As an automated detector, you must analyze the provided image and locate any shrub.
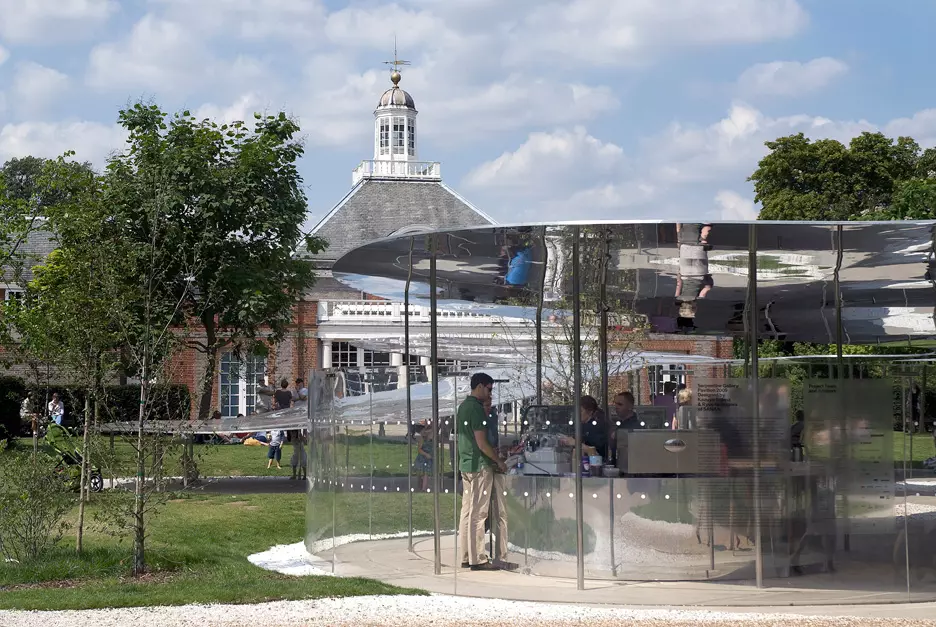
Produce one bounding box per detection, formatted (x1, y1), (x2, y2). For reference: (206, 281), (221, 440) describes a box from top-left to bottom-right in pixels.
(0, 452), (75, 563)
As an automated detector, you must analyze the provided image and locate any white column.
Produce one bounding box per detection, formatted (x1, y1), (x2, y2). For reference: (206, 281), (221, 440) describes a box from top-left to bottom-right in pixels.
(391, 353), (406, 389)
(322, 342), (332, 370)
(420, 355), (431, 383)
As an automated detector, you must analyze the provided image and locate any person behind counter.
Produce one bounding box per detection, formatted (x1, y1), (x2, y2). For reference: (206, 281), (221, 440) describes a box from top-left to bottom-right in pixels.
(559, 395), (609, 459)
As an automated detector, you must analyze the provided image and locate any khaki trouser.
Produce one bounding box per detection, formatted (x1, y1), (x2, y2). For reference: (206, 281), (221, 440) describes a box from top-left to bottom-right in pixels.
(459, 469), (509, 565)
(458, 466), (494, 566)
(489, 472), (509, 562)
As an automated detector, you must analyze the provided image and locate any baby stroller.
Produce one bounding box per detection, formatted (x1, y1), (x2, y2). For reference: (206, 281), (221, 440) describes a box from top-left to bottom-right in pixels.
(45, 423), (104, 493)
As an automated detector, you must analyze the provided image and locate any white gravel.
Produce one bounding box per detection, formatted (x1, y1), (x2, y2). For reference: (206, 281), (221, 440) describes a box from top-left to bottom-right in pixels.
(3, 595), (936, 627)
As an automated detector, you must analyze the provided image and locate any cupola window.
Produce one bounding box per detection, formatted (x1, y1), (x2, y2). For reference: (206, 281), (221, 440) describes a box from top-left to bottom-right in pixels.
(407, 121), (415, 157)
(378, 118), (390, 155)
(392, 117), (405, 155)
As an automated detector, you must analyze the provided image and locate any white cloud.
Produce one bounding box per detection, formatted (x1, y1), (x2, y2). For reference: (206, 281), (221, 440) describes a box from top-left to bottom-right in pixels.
(86, 14), (268, 97)
(195, 93), (272, 126)
(463, 127), (625, 194)
(0, 121), (126, 166)
(737, 57), (848, 97)
(884, 109), (936, 148)
(505, 0), (808, 68)
(715, 190), (758, 220)
(0, 45), (9, 67)
(148, 0), (326, 43)
(0, 0), (117, 44)
(11, 62), (70, 113)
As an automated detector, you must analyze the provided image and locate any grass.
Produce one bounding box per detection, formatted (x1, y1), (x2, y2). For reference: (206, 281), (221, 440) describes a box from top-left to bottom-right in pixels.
(83, 431), (437, 479)
(0, 492), (425, 611)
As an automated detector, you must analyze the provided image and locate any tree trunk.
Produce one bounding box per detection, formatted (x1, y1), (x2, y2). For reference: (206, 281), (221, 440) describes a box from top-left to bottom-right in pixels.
(132, 354), (148, 576)
(76, 392), (92, 552)
(196, 311), (219, 422)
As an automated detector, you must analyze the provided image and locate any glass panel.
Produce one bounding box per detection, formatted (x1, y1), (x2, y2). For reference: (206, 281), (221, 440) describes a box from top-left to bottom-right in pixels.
(392, 117), (405, 155)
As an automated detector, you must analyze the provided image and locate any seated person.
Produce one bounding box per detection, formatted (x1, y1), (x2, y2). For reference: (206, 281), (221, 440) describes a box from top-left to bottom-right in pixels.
(559, 395), (610, 459)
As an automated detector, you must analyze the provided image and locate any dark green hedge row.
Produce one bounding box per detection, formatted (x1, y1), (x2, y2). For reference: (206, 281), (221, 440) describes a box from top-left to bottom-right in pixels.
(0, 377), (191, 441)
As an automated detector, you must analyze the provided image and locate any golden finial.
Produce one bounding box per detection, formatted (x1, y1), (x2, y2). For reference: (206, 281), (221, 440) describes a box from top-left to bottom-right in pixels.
(383, 36), (409, 87)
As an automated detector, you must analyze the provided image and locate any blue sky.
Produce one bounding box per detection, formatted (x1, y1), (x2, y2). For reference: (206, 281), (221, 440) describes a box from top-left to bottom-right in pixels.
(1, 0), (935, 227)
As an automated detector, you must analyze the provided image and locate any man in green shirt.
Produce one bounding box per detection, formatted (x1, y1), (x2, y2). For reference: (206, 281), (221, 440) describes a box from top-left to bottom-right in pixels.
(456, 372), (505, 571)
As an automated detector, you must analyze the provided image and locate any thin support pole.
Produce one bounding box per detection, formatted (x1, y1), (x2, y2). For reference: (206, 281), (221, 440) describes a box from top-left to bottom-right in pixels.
(834, 225), (851, 553)
(405, 237), (414, 552)
(598, 228), (615, 577)
(748, 225), (764, 588)
(429, 237), (442, 576)
(902, 379), (911, 598)
(572, 227), (585, 591)
(537, 227), (547, 404)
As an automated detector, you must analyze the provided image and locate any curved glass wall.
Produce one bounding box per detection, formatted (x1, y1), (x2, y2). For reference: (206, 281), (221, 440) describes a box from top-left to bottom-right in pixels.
(306, 221), (936, 604)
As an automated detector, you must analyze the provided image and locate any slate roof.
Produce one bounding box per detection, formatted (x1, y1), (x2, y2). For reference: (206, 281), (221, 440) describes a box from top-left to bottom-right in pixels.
(309, 179), (495, 263)
(1, 228), (57, 284)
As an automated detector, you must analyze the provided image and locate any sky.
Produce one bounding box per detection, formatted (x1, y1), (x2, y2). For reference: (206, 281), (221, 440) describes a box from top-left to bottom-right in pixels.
(1, 0), (935, 227)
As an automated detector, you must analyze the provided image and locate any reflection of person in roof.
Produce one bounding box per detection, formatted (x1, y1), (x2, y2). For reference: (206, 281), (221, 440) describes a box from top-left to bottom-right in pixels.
(504, 246), (532, 286)
(675, 223), (713, 332)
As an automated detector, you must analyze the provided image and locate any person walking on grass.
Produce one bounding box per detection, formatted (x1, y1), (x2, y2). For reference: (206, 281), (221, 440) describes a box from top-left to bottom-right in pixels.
(265, 428), (286, 470)
(457, 372), (506, 571)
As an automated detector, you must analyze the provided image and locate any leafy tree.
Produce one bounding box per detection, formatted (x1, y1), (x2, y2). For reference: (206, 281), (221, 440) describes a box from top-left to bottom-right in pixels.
(104, 104), (325, 422)
(750, 132), (936, 220)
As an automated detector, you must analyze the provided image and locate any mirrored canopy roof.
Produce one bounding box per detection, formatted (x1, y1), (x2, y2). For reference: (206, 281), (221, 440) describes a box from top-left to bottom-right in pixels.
(333, 221), (936, 345)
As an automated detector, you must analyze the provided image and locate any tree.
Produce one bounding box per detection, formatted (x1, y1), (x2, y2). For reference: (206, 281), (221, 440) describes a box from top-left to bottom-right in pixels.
(103, 104), (325, 422)
(750, 132), (936, 220)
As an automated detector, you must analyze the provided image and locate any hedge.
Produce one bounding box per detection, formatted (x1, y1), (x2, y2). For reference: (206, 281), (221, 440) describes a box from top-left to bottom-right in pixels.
(0, 378), (191, 442)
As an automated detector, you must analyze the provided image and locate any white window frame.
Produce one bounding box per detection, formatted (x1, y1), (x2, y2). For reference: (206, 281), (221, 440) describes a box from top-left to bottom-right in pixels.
(3, 288), (25, 302)
(392, 117), (405, 155)
(378, 118), (390, 155)
(219, 351), (267, 418)
(407, 120), (415, 156)
(332, 341), (358, 369)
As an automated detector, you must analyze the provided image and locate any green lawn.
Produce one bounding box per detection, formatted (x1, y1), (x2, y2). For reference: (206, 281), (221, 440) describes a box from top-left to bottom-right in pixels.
(0, 492), (425, 611)
(91, 431), (444, 479)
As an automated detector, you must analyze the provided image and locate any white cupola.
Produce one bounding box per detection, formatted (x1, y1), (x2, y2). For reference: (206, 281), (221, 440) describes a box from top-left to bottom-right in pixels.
(350, 52), (441, 184)
(374, 69), (418, 162)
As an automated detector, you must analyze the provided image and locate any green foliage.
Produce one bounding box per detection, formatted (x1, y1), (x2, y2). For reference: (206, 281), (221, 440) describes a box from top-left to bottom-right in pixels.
(0, 452), (76, 563)
(102, 104), (325, 419)
(750, 131), (936, 220)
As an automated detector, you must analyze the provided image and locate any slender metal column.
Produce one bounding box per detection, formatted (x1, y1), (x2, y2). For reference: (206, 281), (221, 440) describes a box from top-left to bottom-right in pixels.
(537, 227), (547, 404)
(902, 378), (911, 597)
(405, 238), (414, 552)
(747, 225), (764, 588)
(429, 236), (442, 575)
(834, 224), (850, 552)
(572, 227), (585, 590)
(598, 228), (615, 577)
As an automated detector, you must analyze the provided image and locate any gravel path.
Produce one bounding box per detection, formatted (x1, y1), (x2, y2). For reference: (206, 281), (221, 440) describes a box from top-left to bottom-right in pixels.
(3, 595), (936, 627)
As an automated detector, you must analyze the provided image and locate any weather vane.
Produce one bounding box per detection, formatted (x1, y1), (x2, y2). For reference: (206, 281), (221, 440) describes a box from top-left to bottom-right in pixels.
(382, 36), (409, 85)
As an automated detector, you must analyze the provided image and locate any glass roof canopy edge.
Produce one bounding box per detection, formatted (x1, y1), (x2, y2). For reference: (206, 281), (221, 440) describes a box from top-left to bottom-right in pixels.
(331, 220), (936, 346)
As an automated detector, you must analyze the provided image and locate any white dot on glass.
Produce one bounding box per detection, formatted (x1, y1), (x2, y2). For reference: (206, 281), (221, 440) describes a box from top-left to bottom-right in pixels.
(616, 494), (622, 499)
(640, 422), (646, 427)
(445, 489), (449, 494)
(591, 421), (597, 426)
(665, 494), (670, 500)
(568, 420), (574, 426)
(482, 421), (487, 426)
(545, 421), (550, 425)
(640, 494), (646, 499)
(546, 492), (551, 498)
(616, 421), (621, 426)
(360, 485), (364, 489)
(503, 491), (508, 496)
(383, 486), (387, 491)
(524, 421), (529, 425)
(592, 493), (597, 499)
(427, 489), (431, 493)
(396, 487), (400, 492)
(464, 421), (468, 426)
(523, 491), (529, 497)
(664, 422), (669, 428)
(569, 492), (574, 498)
(411, 488), (415, 492)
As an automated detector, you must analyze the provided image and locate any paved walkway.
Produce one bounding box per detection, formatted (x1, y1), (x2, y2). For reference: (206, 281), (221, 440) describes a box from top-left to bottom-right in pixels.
(316, 535), (936, 617)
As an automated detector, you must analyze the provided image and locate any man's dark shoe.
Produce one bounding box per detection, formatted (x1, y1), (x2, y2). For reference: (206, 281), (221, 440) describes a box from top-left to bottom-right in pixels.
(469, 561), (499, 571)
(461, 561), (470, 568)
